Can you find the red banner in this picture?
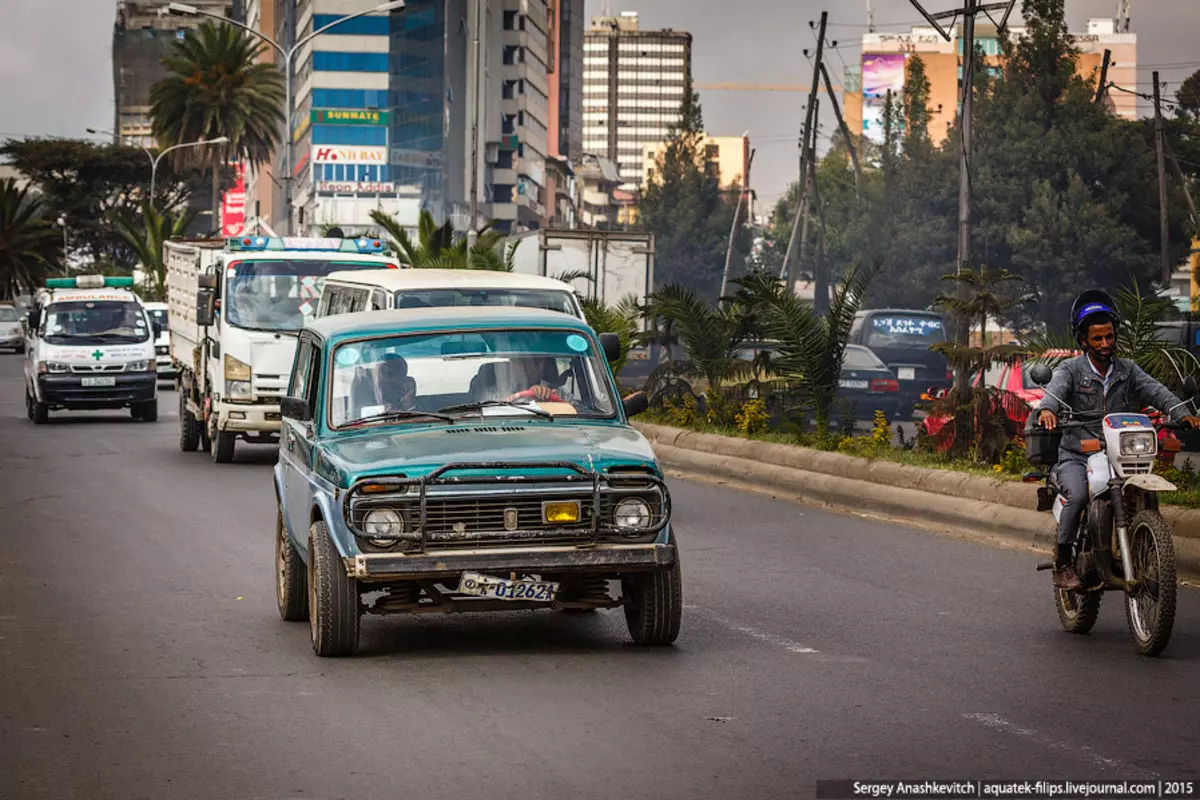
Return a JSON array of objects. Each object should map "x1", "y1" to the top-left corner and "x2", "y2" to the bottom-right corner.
[{"x1": 221, "y1": 163, "x2": 246, "y2": 237}]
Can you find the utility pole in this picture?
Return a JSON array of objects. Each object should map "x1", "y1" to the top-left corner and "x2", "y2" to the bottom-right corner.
[
  {"x1": 783, "y1": 10, "x2": 827, "y2": 295},
  {"x1": 956, "y1": 0, "x2": 976, "y2": 346},
  {"x1": 1094, "y1": 49, "x2": 1111, "y2": 104},
  {"x1": 720, "y1": 145, "x2": 755, "y2": 302},
  {"x1": 1154, "y1": 71, "x2": 1171, "y2": 285},
  {"x1": 800, "y1": 102, "x2": 822, "y2": 311},
  {"x1": 467, "y1": 0, "x2": 483, "y2": 253}
]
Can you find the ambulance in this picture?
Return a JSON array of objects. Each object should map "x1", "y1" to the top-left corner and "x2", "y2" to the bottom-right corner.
[{"x1": 23, "y1": 275, "x2": 160, "y2": 424}]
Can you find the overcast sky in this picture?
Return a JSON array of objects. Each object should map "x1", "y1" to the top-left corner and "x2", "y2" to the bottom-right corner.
[{"x1": 1, "y1": 1, "x2": 1197, "y2": 211}]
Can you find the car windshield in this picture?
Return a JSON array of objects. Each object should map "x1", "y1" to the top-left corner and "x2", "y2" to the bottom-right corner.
[
  {"x1": 0, "y1": 307, "x2": 18, "y2": 322},
  {"x1": 226, "y1": 259, "x2": 386, "y2": 332},
  {"x1": 329, "y1": 328, "x2": 618, "y2": 428},
  {"x1": 41, "y1": 301, "x2": 150, "y2": 345},
  {"x1": 394, "y1": 288, "x2": 579, "y2": 317},
  {"x1": 843, "y1": 346, "x2": 885, "y2": 370},
  {"x1": 865, "y1": 314, "x2": 947, "y2": 348}
]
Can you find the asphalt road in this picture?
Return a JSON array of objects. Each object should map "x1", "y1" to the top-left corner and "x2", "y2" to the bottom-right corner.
[{"x1": 2, "y1": 354, "x2": 1200, "y2": 800}]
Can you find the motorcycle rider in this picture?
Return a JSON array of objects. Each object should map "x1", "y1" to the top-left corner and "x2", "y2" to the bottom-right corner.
[{"x1": 1037, "y1": 290, "x2": 1200, "y2": 591}]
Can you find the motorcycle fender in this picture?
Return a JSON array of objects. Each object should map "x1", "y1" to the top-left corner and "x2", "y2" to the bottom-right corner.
[
  {"x1": 1086, "y1": 452, "x2": 1111, "y2": 500},
  {"x1": 1052, "y1": 492, "x2": 1067, "y2": 523},
  {"x1": 1123, "y1": 473, "x2": 1178, "y2": 492}
]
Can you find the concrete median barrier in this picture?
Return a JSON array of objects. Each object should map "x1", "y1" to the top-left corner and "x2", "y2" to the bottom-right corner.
[{"x1": 635, "y1": 422, "x2": 1200, "y2": 578}]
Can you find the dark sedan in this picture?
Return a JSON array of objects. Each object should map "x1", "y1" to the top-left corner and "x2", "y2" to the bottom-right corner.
[{"x1": 836, "y1": 344, "x2": 901, "y2": 420}]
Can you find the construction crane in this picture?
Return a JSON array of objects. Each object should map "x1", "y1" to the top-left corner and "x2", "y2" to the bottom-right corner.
[{"x1": 693, "y1": 82, "x2": 843, "y2": 92}]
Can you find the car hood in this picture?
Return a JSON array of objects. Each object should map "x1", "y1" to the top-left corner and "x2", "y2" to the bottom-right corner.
[{"x1": 315, "y1": 422, "x2": 661, "y2": 487}]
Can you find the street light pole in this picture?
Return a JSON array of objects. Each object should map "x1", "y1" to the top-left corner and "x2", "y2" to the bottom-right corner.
[
  {"x1": 166, "y1": 1, "x2": 407, "y2": 236},
  {"x1": 89, "y1": 126, "x2": 226, "y2": 211}
]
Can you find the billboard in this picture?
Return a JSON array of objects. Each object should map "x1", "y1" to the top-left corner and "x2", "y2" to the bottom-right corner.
[
  {"x1": 316, "y1": 181, "x2": 397, "y2": 194},
  {"x1": 312, "y1": 108, "x2": 390, "y2": 125},
  {"x1": 390, "y1": 148, "x2": 444, "y2": 169},
  {"x1": 220, "y1": 163, "x2": 246, "y2": 237},
  {"x1": 311, "y1": 145, "x2": 388, "y2": 165},
  {"x1": 861, "y1": 53, "x2": 907, "y2": 144}
]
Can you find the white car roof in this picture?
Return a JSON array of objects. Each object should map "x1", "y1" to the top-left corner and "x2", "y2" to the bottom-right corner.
[{"x1": 323, "y1": 268, "x2": 577, "y2": 293}]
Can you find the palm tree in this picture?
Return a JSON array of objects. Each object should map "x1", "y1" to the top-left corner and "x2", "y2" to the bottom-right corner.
[
  {"x1": 110, "y1": 202, "x2": 196, "y2": 301},
  {"x1": 644, "y1": 283, "x2": 752, "y2": 403},
  {"x1": 759, "y1": 260, "x2": 882, "y2": 437},
  {"x1": 580, "y1": 293, "x2": 643, "y2": 377},
  {"x1": 370, "y1": 208, "x2": 512, "y2": 270},
  {"x1": 150, "y1": 21, "x2": 285, "y2": 228},
  {"x1": 0, "y1": 179, "x2": 61, "y2": 300}
]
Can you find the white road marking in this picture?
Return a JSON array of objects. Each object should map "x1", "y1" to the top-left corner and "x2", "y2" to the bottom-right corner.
[
  {"x1": 963, "y1": 712, "x2": 1158, "y2": 777},
  {"x1": 685, "y1": 605, "x2": 819, "y2": 653}
]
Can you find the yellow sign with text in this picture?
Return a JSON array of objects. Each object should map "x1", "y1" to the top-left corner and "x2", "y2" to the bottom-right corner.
[{"x1": 312, "y1": 109, "x2": 390, "y2": 126}]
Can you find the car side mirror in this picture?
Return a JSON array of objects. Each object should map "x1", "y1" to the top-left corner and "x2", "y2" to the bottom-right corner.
[
  {"x1": 198, "y1": 274, "x2": 218, "y2": 290},
  {"x1": 1184, "y1": 376, "x2": 1198, "y2": 403},
  {"x1": 280, "y1": 395, "x2": 312, "y2": 422},
  {"x1": 622, "y1": 390, "x2": 648, "y2": 418},
  {"x1": 599, "y1": 332, "x2": 621, "y2": 364},
  {"x1": 196, "y1": 289, "x2": 215, "y2": 327},
  {"x1": 1029, "y1": 363, "x2": 1053, "y2": 387}
]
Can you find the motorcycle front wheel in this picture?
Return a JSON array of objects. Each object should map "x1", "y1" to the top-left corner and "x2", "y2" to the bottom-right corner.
[
  {"x1": 1124, "y1": 510, "x2": 1178, "y2": 657},
  {"x1": 1056, "y1": 586, "x2": 1102, "y2": 634}
]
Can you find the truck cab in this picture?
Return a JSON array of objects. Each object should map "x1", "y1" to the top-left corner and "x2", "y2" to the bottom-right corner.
[
  {"x1": 22, "y1": 276, "x2": 160, "y2": 424},
  {"x1": 168, "y1": 235, "x2": 402, "y2": 463}
]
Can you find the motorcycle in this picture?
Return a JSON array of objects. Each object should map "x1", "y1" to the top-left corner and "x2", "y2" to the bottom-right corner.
[{"x1": 1024, "y1": 364, "x2": 1197, "y2": 657}]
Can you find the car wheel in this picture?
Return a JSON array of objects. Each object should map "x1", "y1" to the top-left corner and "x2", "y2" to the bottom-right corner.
[
  {"x1": 308, "y1": 520, "x2": 360, "y2": 657},
  {"x1": 140, "y1": 399, "x2": 158, "y2": 422},
  {"x1": 32, "y1": 397, "x2": 49, "y2": 425},
  {"x1": 276, "y1": 507, "x2": 309, "y2": 622},
  {"x1": 623, "y1": 543, "x2": 682, "y2": 646}
]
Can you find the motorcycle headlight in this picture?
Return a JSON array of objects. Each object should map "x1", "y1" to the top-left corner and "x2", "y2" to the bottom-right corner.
[
  {"x1": 38, "y1": 361, "x2": 70, "y2": 374},
  {"x1": 226, "y1": 379, "x2": 252, "y2": 399},
  {"x1": 126, "y1": 359, "x2": 154, "y2": 372},
  {"x1": 223, "y1": 353, "x2": 252, "y2": 381},
  {"x1": 1120, "y1": 431, "x2": 1156, "y2": 456},
  {"x1": 614, "y1": 498, "x2": 652, "y2": 529},
  {"x1": 363, "y1": 509, "x2": 405, "y2": 546}
]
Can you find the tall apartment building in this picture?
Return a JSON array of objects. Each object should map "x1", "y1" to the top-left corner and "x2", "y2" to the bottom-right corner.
[
  {"x1": 112, "y1": 1, "x2": 243, "y2": 148},
  {"x1": 582, "y1": 11, "x2": 692, "y2": 191},
  {"x1": 843, "y1": 17, "x2": 1138, "y2": 145}
]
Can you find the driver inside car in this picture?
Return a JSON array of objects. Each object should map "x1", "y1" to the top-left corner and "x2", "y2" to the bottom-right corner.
[{"x1": 505, "y1": 356, "x2": 568, "y2": 402}]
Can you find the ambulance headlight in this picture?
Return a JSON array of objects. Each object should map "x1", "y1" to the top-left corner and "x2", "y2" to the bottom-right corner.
[
  {"x1": 126, "y1": 360, "x2": 154, "y2": 372},
  {"x1": 1120, "y1": 431, "x2": 1156, "y2": 456},
  {"x1": 38, "y1": 361, "x2": 70, "y2": 374}
]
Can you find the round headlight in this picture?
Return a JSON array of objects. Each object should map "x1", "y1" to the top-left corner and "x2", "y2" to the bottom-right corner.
[
  {"x1": 614, "y1": 498, "x2": 652, "y2": 529},
  {"x1": 363, "y1": 508, "x2": 404, "y2": 546}
]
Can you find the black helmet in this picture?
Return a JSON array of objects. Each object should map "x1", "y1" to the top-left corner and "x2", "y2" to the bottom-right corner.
[{"x1": 1070, "y1": 289, "x2": 1119, "y2": 339}]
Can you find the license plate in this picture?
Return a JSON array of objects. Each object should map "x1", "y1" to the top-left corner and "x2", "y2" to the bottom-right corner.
[
  {"x1": 897, "y1": 367, "x2": 916, "y2": 381},
  {"x1": 839, "y1": 379, "x2": 869, "y2": 389},
  {"x1": 458, "y1": 572, "x2": 559, "y2": 602},
  {"x1": 81, "y1": 376, "x2": 116, "y2": 387}
]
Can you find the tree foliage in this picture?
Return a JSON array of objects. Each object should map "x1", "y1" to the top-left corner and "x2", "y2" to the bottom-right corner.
[
  {"x1": 0, "y1": 179, "x2": 61, "y2": 299},
  {"x1": 150, "y1": 21, "x2": 285, "y2": 223},
  {"x1": 110, "y1": 202, "x2": 196, "y2": 301},
  {"x1": 369, "y1": 209, "x2": 514, "y2": 270},
  {"x1": 0, "y1": 138, "x2": 197, "y2": 267},
  {"x1": 766, "y1": 0, "x2": 1192, "y2": 329},
  {"x1": 636, "y1": 80, "x2": 741, "y2": 300}
]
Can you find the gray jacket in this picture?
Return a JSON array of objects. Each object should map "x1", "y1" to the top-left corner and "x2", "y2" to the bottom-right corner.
[{"x1": 1039, "y1": 355, "x2": 1187, "y2": 458}]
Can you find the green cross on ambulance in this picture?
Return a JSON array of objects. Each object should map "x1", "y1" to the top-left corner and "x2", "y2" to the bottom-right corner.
[{"x1": 23, "y1": 276, "x2": 162, "y2": 424}]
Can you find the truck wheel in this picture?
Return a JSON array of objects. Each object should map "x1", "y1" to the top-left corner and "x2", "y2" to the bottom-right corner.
[
  {"x1": 623, "y1": 551, "x2": 682, "y2": 646},
  {"x1": 211, "y1": 430, "x2": 236, "y2": 463},
  {"x1": 308, "y1": 520, "x2": 360, "y2": 656},
  {"x1": 179, "y1": 393, "x2": 200, "y2": 451},
  {"x1": 276, "y1": 508, "x2": 309, "y2": 622}
]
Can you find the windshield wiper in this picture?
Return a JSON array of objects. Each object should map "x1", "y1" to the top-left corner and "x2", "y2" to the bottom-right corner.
[
  {"x1": 342, "y1": 410, "x2": 455, "y2": 427},
  {"x1": 437, "y1": 400, "x2": 554, "y2": 420}
]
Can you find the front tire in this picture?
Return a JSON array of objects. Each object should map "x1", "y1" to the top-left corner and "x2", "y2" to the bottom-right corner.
[
  {"x1": 140, "y1": 399, "x2": 158, "y2": 422},
  {"x1": 308, "y1": 520, "x2": 360, "y2": 657},
  {"x1": 179, "y1": 393, "x2": 200, "y2": 451},
  {"x1": 276, "y1": 508, "x2": 308, "y2": 622},
  {"x1": 623, "y1": 550, "x2": 682, "y2": 645},
  {"x1": 32, "y1": 396, "x2": 48, "y2": 424},
  {"x1": 1055, "y1": 587, "x2": 1102, "y2": 634},
  {"x1": 211, "y1": 429, "x2": 236, "y2": 463},
  {"x1": 1124, "y1": 510, "x2": 1177, "y2": 657}
]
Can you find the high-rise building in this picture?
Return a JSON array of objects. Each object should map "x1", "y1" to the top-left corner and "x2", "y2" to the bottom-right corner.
[
  {"x1": 582, "y1": 11, "x2": 692, "y2": 191},
  {"x1": 111, "y1": 0, "x2": 243, "y2": 148},
  {"x1": 843, "y1": 17, "x2": 1138, "y2": 146}
]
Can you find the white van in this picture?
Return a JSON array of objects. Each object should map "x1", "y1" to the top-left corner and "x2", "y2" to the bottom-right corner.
[
  {"x1": 142, "y1": 301, "x2": 175, "y2": 381},
  {"x1": 23, "y1": 275, "x2": 160, "y2": 424},
  {"x1": 315, "y1": 269, "x2": 586, "y2": 321}
]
